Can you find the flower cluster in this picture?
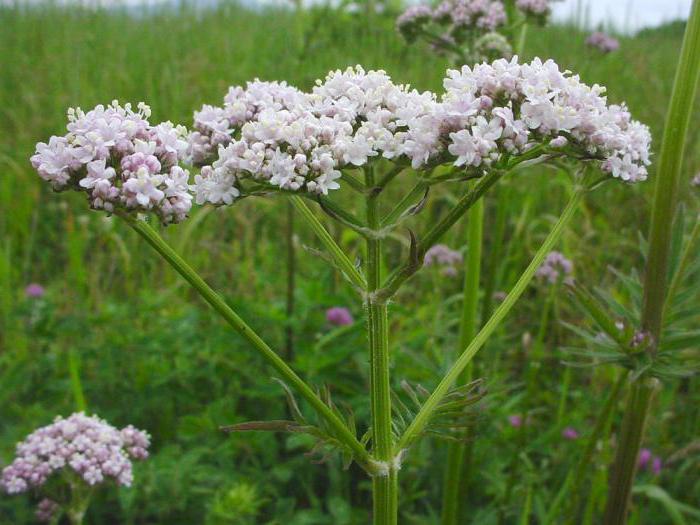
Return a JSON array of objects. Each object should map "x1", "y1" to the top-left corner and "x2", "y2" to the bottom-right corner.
[
  {"x1": 188, "y1": 80, "x2": 307, "y2": 166},
  {"x1": 36, "y1": 499, "x2": 60, "y2": 523},
  {"x1": 193, "y1": 66, "x2": 440, "y2": 204},
  {"x1": 424, "y1": 244, "x2": 463, "y2": 277},
  {"x1": 638, "y1": 448, "x2": 663, "y2": 475},
  {"x1": 25, "y1": 283, "x2": 45, "y2": 299},
  {"x1": 440, "y1": 58, "x2": 651, "y2": 181},
  {"x1": 536, "y1": 251, "x2": 573, "y2": 284},
  {"x1": 516, "y1": 0, "x2": 553, "y2": 17},
  {"x1": 586, "y1": 32, "x2": 620, "y2": 53},
  {"x1": 397, "y1": 0, "x2": 506, "y2": 47},
  {"x1": 1, "y1": 412, "x2": 150, "y2": 495},
  {"x1": 692, "y1": 173, "x2": 700, "y2": 187},
  {"x1": 192, "y1": 58, "x2": 650, "y2": 209},
  {"x1": 326, "y1": 307, "x2": 354, "y2": 326},
  {"x1": 31, "y1": 101, "x2": 192, "y2": 224}
]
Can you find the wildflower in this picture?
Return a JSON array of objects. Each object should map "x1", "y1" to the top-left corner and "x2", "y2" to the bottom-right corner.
[
  {"x1": 30, "y1": 101, "x2": 192, "y2": 224},
  {"x1": 586, "y1": 32, "x2": 620, "y2": 53},
  {"x1": 1, "y1": 412, "x2": 150, "y2": 495},
  {"x1": 536, "y1": 251, "x2": 573, "y2": 284},
  {"x1": 326, "y1": 307, "x2": 354, "y2": 326},
  {"x1": 508, "y1": 414, "x2": 523, "y2": 428},
  {"x1": 692, "y1": 173, "x2": 700, "y2": 186},
  {"x1": 473, "y1": 32, "x2": 513, "y2": 61},
  {"x1": 562, "y1": 427, "x2": 579, "y2": 440},
  {"x1": 35, "y1": 498, "x2": 59, "y2": 523},
  {"x1": 396, "y1": 5, "x2": 433, "y2": 42},
  {"x1": 516, "y1": 0, "x2": 552, "y2": 17},
  {"x1": 25, "y1": 283, "x2": 45, "y2": 298},
  {"x1": 424, "y1": 244, "x2": 463, "y2": 276},
  {"x1": 638, "y1": 448, "x2": 652, "y2": 469},
  {"x1": 652, "y1": 456, "x2": 663, "y2": 475}
]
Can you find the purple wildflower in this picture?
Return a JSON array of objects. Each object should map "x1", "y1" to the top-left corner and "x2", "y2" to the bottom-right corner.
[
  {"x1": 424, "y1": 244, "x2": 463, "y2": 277},
  {"x1": 536, "y1": 251, "x2": 573, "y2": 284},
  {"x1": 24, "y1": 283, "x2": 45, "y2": 298},
  {"x1": 1, "y1": 412, "x2": 150, "y2": 495},
  {"x1": 562, "y1": 427, "x2": 579, "y2": 440},
  {"x1": 586, "y1": 32, "x2": 620, "y2": 53},
  {"x1": 35, "y1": 499, "x2": 60, "y2": 523},
  {"x1": 508, "y1": 415, "x2": 523, "y2": 428},
  {"x1": 638, "y1": 448, "x2": 652, "y2": 469},
  {"x1": 652, "y1": 456, "x2": 663, "y2": 475},
  {"x1": 326, "y1": 307, "x2": 354, "y2": 327}
]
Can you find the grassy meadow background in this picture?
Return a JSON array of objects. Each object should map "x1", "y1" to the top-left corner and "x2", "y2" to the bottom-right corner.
[{"x1": 1, "y1": 2, "x2": 699, "y2": 523}]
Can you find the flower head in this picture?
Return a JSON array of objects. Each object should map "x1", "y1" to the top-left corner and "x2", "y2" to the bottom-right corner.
[
  {"x1": 1, "y1": 412, "x2": 150, "y2": 495},
  {"x1": 562, "y1": 427, "x2": 579, "y2": 440},
  {"x1": 326, "y1": 307, "x2": 354, "y2": 326},
  {"x1": 31, "y1": 101, "x2": 192, "y2": 224},
  {"x1": 692, "y1": 173, "x2": 700, "y2": 187},
  {"x1": 424, "y1": 244, "x2": 463, "y2": 277},
  {"x1": 586, "y1": 32, "x2": 620, "y2": 53},
  {"x1": 25, "y1": 283, "x2": 45, "y2": 298},
  {"x1": 536, "y1": 251, "x2": 573, "y2": 284},
  {"x1": 35, "y1": 498, "x2": 59, "y2": 523},
  {"x1": 508, "y1": 414, "x2": 523, "y2": 428}
]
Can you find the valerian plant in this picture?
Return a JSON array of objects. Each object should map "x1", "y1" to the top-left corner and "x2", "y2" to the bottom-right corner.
[
  {"x1": 1, "y1": 413, "x2": 150, "y2": 524},
  {"x1": 27, "y1": 57, "x2": 651, "y2": 524}
]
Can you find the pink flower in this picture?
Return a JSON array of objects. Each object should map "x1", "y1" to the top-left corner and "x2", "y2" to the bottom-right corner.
[
  {"x1": 638, "y1": 448, "x2": 652, "y2": 469},
  {"x1": 326, "y1": 307, "x2": 354, "y2": 326},
  {"x1": 508, "y1": 415, "x2": 523, "y2": 428},
  {"x1": 562, "y1": 427, "x2": 579, "y2": 440},
  {"x1": 652, "y1": 456, "x2": 663, "y2": 475},
  {"x1": 25, "y1": 283, "x2": 45, "y2": 298}
]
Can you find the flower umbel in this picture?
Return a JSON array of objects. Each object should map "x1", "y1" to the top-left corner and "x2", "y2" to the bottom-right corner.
[
  {"x1": 31, "y1": 101, "x2": 192, "y2": 224},
  {"x1": 1, "y1": 412, "x2": 150, "y2": 495}
]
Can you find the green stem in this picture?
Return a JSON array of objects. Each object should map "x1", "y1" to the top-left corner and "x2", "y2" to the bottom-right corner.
[
  {"x1": 398, "y1": 187, "x2": 585, "y2": 451},
  {"x1": 379, "y1": 171, "x2": 503, "y2": 301},
  {"x1": 602, "y1": 378, "x2": 658, "y2": 525},
  {"x1": 285, "y1": 200, "x2": 295, "y2": 358},
  {"x1": 381, "y1": 180, "x2": 428, "y2": 227},
  {"x1": 123, "y1": 217, "x2": 371, "y2": 469},
  {"x1": 68, "y1": 348, "x2": 86, "y2": 412},
  {"x1": 290, "y1": 196, "x2": 367, "y2": 290},
  {"x1": 364, "y1": 166, "x2": 398, "y2": 525},
  {"x1": 603, "y1": 1, "x2": 700, "y2": 521},
  {"x1": 441, "y1": 198, "x2": 484, "y2": 525}
]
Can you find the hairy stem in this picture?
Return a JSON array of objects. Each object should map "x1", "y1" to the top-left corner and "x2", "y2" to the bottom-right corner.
[
  {"x1": 398, "y1": 186, "x2": 585, "y2": 451},
  {"x1": 123, "y1": 217, "x2": 371, "y2": 469},
  {"x1": 365, "y1": 166, "x2": 398, "y2": 525},
  {"x1": 603, "y1": 1, "x2": 700, "y2": 521},
  {"x1": 441, "y1": 198, "x2": 484, "y2": 525}
]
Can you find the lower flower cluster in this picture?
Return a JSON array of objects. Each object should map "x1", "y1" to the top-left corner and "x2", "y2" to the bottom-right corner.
[{"x1": 0, "y1": 412, "x2": 150, "y2": 494}]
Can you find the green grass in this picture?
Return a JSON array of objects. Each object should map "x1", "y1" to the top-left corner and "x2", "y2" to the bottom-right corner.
[{"x1": 0, "y1": 3, "x2": 699, "y2": 524}]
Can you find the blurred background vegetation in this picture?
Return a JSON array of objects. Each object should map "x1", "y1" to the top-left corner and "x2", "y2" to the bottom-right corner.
[{"x1": 0, "y1": 2, "x2": 698, "y2": 523}]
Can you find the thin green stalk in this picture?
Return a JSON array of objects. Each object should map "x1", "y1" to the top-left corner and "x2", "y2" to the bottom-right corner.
[
  {"x1": 398, "y1": 187, "x2": 585, "y2": 451},
  {"x1": 122, "y1": 216, "x2": 372, "y2": 470},
  {"x1": 441, "y1": 198, "x2": 484, "y2": 525},
  {"x1": 379, "y1": 171, "x2": 503, "y2": 301},
  {"x1": 365, "y1": 166, "x2": 398, "y2": 525},
  {"x1": 290, "y1": 196, "x2": 367, "y2": 290},
  {"x1": 68, "y1": 348, "x2": 86, "y2": 412},
  {"x1": 603, "y1": 1, "x2": 700, "y2": 521},
  {"x1": 285, "y1": 200, "x2": 295, "y2": 358},
  {"x1": 380, "y1": 180, "x2": 428, "y2": 227}
]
